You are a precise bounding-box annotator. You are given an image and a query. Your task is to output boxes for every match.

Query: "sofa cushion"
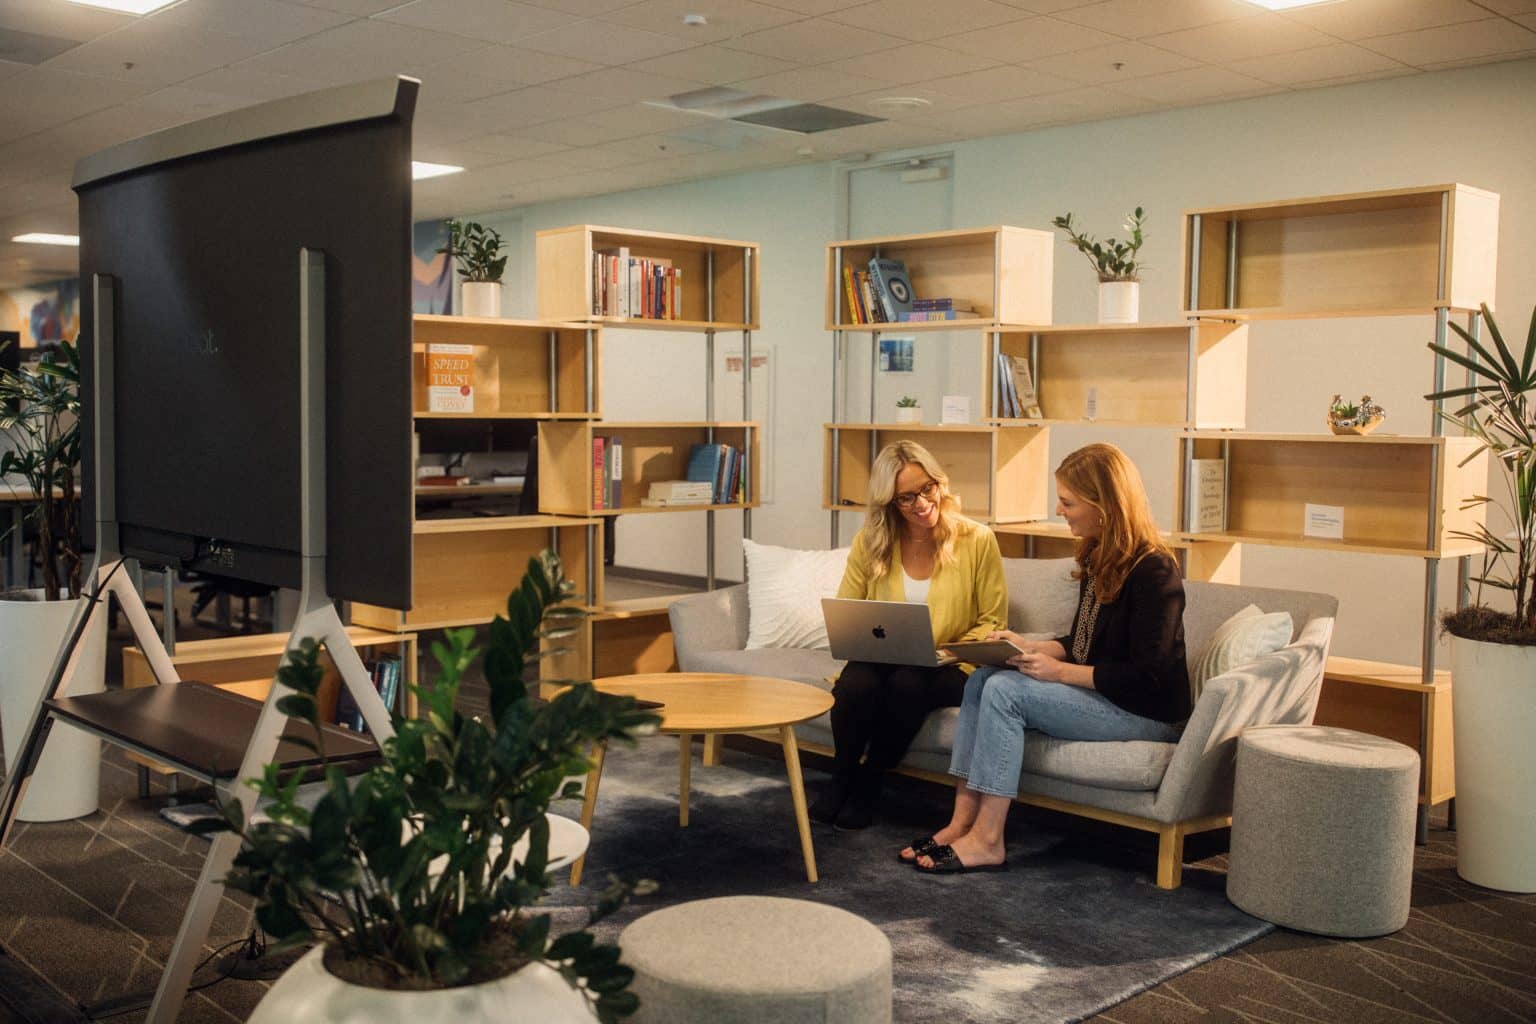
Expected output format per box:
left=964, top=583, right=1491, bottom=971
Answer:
left=743, top=539, right=851, bottom=651
left=1190, top=604, right=1293, bottom=702
left=1002, top=557, right=1079, bottom=637
left=685, top=647, right=844, bottom=690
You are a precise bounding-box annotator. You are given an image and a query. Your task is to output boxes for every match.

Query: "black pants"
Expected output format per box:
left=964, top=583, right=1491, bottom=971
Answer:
left=830, top=661, right=969, bottom=775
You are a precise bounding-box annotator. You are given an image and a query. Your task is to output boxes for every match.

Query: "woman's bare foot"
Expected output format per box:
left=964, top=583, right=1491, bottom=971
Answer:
left=915, top=831, right=1005, bottom=871
left=898, top=822, right=971, bottom=862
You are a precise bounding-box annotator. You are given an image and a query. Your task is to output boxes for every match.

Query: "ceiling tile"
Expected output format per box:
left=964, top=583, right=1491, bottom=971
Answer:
left=233, top=42, right=408, bottom=85
left=832, top=86, right=987, bottom=119
left=288, top=0, right=402, bottom=13
left=518, top=0, right=639, bottom=14
left=584, top=133, right=721, bottom=165
left=545, top=66, right=710, bottom=101
left=1025, top=39, right=1201, bottom=83
left=597, top=0, right=803, bottom=43
left=0, top=60, right=27, bottom=83
left=628, top=44, right=798, bottom=84
left=147, top=0, right=351, bottom=49
left=129, top=84, right=250, bottom=118
left=300, top=18, right=486, bottom=65
left=1148, top=12, right=1336, bottom=62
left=1276, top=0, right=1491, bottom=41
left=459, top=85, right=630, bottom=132
left=824, top=0, right=1026, bottom=42
left=752, top=0, right=867, bottom=14
left=41, top=24, right=268, bottom=88
left=1476, top=0, right=1536, bottom=13
left=518, top=20, right=699, bottom=64
left=1360, top=16, right=1536, bottom=65
left=911, top=82, right=1155, bottom=134
left=1519, top=14, right=1536, bottom=29
left=379, top=0, right=581, bottom=45
left=813, top=118, right=959, bottom=152
left=918, top=63, right=1080, bottom=102
left=574, top=102, right=719, bottom=136
left=724, top=19, right=909, bottom=63
left=1225, top=42, right=1409, bottom=86
left=1001, top=0, right=1103, bottom=10
left=1107, top=64, right=1274, bottom=104
left=936, top=15, right=1120, bottom=62
left=175, top=66, right=318, bottom=101
left=418, top=45, right=604, bottom=97
left=832, top=43, right=1000, bottom=82
left=0, top=0, right=132, bottom=43
left=1057, top=0, right=1262, bottom=38
left=1419, top=49, right=1536, bottom=69
left=0, top=67, right=153, bottom=133
left=730, top=65, right=887, bottom=102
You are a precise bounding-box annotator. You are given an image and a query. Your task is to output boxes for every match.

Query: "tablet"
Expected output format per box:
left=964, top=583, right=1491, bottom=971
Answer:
left=940, top=639, right=1026, bottom=668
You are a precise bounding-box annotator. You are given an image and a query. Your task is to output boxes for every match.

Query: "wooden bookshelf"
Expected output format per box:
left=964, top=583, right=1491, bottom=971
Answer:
left=987, top=322, right=1247, bottom=428
left=1319, top=656, right=1455, bottom=806
left=536, top=224, right=759, bottom=329
left=1175, top=432, right=1487, bottom=559
left=1182, top=184, right=1499, bottom=319
left=537, top=422, right=759, bottom=516
left=352, top=515, right=602, bottom=632
left=823, top=423, right=1050, bottom=524
left=825, top=226, right=1053, bottom=330
left=413, top=315, right=599, bottom=419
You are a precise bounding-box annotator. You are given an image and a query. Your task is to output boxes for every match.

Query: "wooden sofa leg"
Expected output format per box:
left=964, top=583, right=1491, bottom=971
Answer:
left=702, top=734, right=723, bottom=767
left=1156, top=825, right=1185, bottom=890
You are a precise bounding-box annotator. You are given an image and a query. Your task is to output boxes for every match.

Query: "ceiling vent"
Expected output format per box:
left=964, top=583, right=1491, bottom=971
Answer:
left=0, top=28, right=81, bottom=66
left=646, top=87, right=883, bottom=135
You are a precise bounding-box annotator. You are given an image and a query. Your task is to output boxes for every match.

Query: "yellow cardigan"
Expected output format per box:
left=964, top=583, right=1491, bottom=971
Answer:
left=836, top=517, right=1008, bottom=647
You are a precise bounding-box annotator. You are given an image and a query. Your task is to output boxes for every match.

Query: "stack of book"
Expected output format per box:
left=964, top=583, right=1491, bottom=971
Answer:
left=334, top=654, right=403, bottom=735
left=898, top=298, right=979, bottom=323
left=640, top=480, right=714, bottom=508
left=685, top=442, right=745, bottom=505
left=841, top=256, right=913, bottom=324
left=590, top=435, right=623, bottom=510
left=996, top=353, right=1043, bottom=419
left=593, top=247, right=683, bottom=320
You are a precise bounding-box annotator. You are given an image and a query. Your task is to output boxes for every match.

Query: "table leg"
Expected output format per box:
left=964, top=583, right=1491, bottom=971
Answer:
left=779, top=725, right=817, bottom=883
left=702, top=734, right=723, bottom=766
left=570, top=741, right=607, bottom=887
left=678, top=734, right=692, bottom=828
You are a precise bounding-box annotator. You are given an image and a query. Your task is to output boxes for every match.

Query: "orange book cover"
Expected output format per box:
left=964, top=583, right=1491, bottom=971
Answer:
left=426, top=343, right=474, bottom=413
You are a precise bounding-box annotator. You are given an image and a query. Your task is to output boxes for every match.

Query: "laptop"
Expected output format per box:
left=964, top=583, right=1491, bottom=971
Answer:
left=821, top=598, right=957, bottom=667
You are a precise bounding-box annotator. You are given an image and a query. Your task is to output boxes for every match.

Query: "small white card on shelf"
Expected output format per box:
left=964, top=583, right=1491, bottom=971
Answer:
left=1303, top=503, right=1345, bottom=540
left=941, top=395, right=970, bottom=424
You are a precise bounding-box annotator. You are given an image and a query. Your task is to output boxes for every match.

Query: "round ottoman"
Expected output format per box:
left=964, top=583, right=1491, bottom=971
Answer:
left=620, top=896, right=892, bottom=1024
left=1228, top=725, right=1419, bottom=937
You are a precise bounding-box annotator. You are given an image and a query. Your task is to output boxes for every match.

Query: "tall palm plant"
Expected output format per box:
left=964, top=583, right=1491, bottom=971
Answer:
left=0, top=339, right=83, bottom=600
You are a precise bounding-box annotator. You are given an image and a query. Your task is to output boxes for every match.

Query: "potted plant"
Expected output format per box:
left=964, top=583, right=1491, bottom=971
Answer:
left=1327, top=394, right=1386, bottom=435
left=0, top=337, right=105, bottom=822
left=1051, top=207, right=1146, bottom=325
left=221, top=551, right=662, bottom=1020
left=894, top=394, right=921, bottom=424
left=1426, top=302, right=1536, bottom=893
left=438, top=218, right=507, bottom=319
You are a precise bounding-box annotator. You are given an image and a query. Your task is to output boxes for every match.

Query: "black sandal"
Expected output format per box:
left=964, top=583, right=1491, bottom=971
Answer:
left=914, top=844, right=1009, bottom=875
left=896, top=835, right=940, bottom=864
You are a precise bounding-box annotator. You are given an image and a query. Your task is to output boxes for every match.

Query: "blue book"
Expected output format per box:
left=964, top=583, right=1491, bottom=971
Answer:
left=867, top=257, right=914, bottom=321
left=686, top=443, right=723, bottom=493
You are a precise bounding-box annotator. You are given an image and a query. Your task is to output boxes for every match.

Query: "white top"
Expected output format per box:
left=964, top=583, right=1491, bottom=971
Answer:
left=902, top=568, right=931, bottom=604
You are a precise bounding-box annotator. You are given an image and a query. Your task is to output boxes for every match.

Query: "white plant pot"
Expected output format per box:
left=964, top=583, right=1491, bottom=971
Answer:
left=1097, top=280, right=1139, bottom=325
left=0, top=592, right=107, bottom=822
left=249, top=946, right=598, bottom=1024
left=894, top=407, right=921, bottom=424
left=460, top=281, right=502, bottom=319
left=1449, top=635, right=1536, bottom=892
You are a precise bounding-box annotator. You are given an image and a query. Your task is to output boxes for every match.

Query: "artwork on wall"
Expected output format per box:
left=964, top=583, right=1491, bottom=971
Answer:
left=0, top=278, right=79, bottom=349
left=879, top=336, right=914, bottom=372
left=412, top=219, right=453, bottom=315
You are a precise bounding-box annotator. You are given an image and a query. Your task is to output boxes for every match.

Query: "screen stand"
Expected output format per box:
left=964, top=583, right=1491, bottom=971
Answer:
left=0, top=255, right=397, bottom=1024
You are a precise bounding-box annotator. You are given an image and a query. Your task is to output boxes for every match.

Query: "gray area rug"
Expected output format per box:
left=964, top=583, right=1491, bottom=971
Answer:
left=539, top=737, right=1272, bottom=1024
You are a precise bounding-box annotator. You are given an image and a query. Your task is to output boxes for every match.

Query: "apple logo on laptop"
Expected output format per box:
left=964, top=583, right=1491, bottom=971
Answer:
left=872, top=625, right=886, bottom=639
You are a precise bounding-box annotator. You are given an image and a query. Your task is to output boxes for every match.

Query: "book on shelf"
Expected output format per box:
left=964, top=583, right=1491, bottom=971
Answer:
left=418, top=474, right=469, bottom=487
left=649, top=479, right=713, bottom=501
left=685, top=442, right=743, bottom=504
left=1188, top=459, right=1226, bottom=533
left=640, top=495, right=711, bottom=507
left=592, top=251, right=683, bottom=320
left=1009, top=353, right=1042, bottom=419
left=592, top=436, right=607, bottom=509
left=426, top=343, right=474, bottom=413
left=996, top=353, right=1018, bottom=418
left=607, top=434, right=623, bottom=509
left=911, top=298, right=973, bottom=312
left=867, top=257, right=913, bottom=322
left=334, top=656, right=401, bottom=735
left=897, top=310, right=982, bottom=322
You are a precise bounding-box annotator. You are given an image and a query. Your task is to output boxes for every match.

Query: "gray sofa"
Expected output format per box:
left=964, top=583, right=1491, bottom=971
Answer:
left=668, top=565, right=1337, bottom=888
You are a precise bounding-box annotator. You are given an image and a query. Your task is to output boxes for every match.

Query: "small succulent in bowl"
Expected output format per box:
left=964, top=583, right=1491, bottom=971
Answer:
left=896, top=395, right=919, bottom=408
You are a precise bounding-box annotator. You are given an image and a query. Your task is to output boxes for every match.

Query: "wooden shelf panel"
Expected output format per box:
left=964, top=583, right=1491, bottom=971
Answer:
left=1182, top=183, right=1498, bottom=319
left=1316, top=654, right=1455, bottom=804
left=536, top=224, right=759, bottom=327
left=416, top=483, right=521, bottom=498
left=412, top=513, right=597, bottom=535
left=537, top=422, right=760, bottom=516
left=827, top=319, right=1011, bottom=332
left=413, top=316, right=598, bottom=418
left=993, top=521, right=1192, bottom=548
left=1325, top=655, right=1449, bottom=693
left=823, top=423, right=1050, bottom=523
left=588, top=502, right=758, bottom=517
left=826, top=225, right=1052, bottom=328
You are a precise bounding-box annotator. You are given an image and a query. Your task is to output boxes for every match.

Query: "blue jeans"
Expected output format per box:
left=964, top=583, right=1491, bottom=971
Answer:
left=949, top=666, right=1183, bottom=798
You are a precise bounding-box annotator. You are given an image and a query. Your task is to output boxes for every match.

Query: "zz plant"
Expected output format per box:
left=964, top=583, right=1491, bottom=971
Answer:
left=437, top=218, right=507, bottom=283
left=213, top=551, right=661, bottom=1019
left=1052, top=207, right=1147, bottom=283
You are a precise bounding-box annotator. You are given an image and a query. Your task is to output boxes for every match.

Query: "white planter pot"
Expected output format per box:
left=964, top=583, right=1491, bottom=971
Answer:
left=0, top=593, right=107, bottom=822
left=894, top=407, right=921, bottom=424
left=1097, top=280, right=1139, bottom=325
left=1449, top=634, right=1536, bottom=892
left=460, top=282, right=502, bottom=319
left=249, top=946, right=598, bottom=1024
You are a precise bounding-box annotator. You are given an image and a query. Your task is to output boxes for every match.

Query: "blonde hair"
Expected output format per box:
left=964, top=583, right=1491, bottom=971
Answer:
left=1055, top=443, right=1172, bottom=603
left=860, top=440, right=973, bottom=581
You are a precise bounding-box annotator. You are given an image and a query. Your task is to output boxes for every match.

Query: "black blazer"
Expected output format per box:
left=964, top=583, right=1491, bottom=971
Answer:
left=1053, top=551, right=1191, bottom=724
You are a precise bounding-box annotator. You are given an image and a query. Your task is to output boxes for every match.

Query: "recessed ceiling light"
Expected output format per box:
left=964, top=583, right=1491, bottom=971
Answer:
left=412, top=161, right=465, bottom=181
left=12, top=233, right=80, bottom=246
left=682, top=13, right=708, bottom=26
left=66, top=0, right=180, bottom=13
left=869, top=96, right=932, bottom=111
left=1242, top=0, right=1341, bottom=10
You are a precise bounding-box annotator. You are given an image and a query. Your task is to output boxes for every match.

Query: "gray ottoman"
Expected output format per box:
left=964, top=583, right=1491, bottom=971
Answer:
left=1228, top=725, right=1419, bottom=937
left=620, top=896, right=892, bottom=1023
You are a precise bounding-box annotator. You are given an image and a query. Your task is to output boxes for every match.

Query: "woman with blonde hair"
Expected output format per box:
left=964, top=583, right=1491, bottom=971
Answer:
left=905, top=442, right=1189, bottom=873
left=812, top=440, right=1007, bottom=830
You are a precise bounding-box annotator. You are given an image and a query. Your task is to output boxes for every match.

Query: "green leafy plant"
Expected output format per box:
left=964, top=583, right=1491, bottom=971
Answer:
left=896, top=395, right=919, bottom=408
left=214, top=551, right=662, bottom=1018
left=437, top=219, right=507, bottom=283
left=0, top=338, right=83, bottom=600
left=1427, top=302, right=1536, bottom=643
left=1051, top=207, right=1147, bottom=282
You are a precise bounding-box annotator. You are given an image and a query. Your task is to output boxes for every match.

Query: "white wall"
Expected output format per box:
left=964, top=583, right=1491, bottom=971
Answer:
left=472, top=57, right=1536, bottom=668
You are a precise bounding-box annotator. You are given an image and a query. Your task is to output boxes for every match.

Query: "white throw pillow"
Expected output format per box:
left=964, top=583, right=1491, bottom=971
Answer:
left=1190, top=603, right=1293, bottom=702
left=1002, top=557, right=1080, bottom=638
left=743, top=539, right=851, bottom=651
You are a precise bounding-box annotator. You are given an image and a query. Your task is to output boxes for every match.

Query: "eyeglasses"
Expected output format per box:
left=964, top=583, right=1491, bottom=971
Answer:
left=893, top=481, right=940, bottom=509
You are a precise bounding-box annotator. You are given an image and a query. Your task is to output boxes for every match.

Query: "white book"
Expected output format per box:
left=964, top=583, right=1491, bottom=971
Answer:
left=649, top=480, right=712, bottom=498
left=1188, top=459, right=1226, bottom=533
left=426, top=343, right=474, bottom=413
left=640, top=496, right=711, bottom=507
left=1010, top=354, right=1042, bottom=419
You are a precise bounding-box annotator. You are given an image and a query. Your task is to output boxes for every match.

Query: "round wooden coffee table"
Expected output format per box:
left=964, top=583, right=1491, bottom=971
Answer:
left=570, top=672, right=834, bottom=885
